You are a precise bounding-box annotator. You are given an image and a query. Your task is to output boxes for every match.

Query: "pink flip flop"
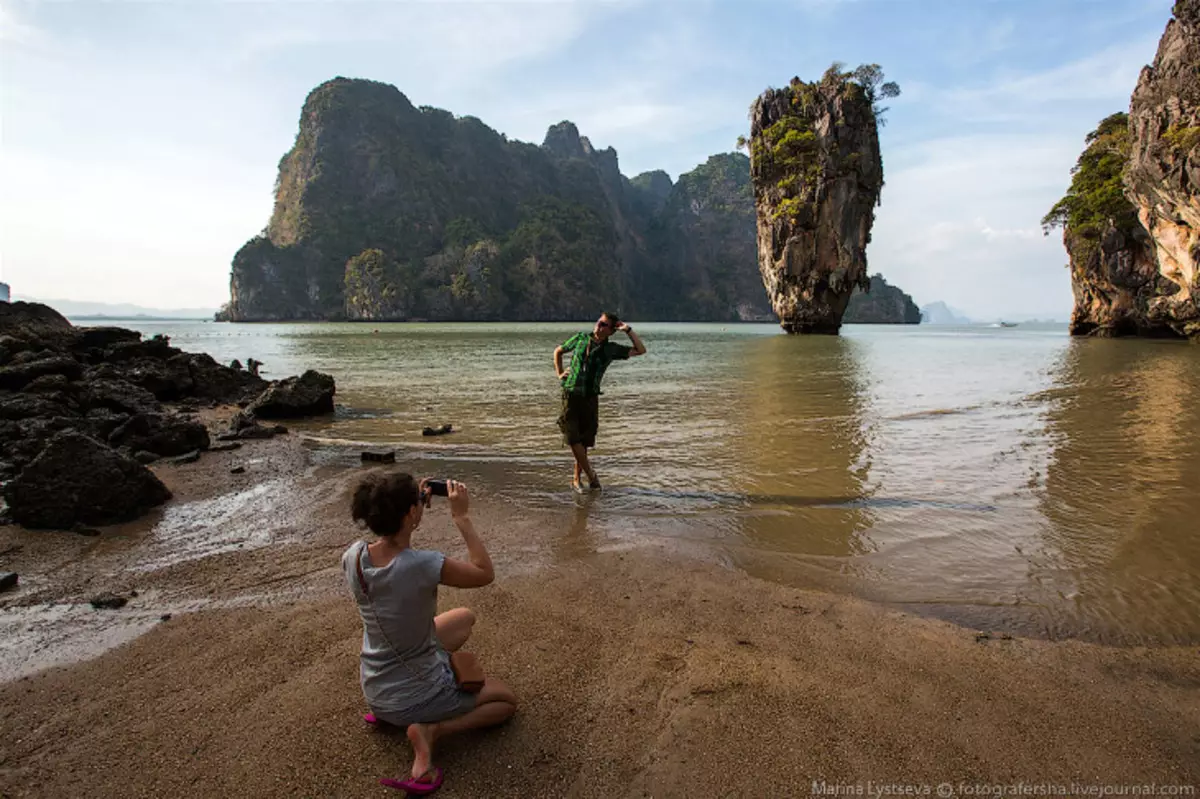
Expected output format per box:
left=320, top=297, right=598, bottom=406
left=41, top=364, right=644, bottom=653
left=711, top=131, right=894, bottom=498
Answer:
left=363, top=713, right=379, bottom=726
left=380, top=767, right=443, bottom=795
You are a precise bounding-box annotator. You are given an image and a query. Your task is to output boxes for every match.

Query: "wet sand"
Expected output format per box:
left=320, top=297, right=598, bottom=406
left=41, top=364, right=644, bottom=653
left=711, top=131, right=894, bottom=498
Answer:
left=1, top=429, right=1198, bottom=797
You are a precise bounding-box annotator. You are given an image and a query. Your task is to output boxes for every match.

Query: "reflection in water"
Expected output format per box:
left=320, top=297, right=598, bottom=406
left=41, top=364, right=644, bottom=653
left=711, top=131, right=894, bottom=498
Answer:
left=1039, top=339, right=1200, bottom=643
left=728, top=335, right=872, bottom=559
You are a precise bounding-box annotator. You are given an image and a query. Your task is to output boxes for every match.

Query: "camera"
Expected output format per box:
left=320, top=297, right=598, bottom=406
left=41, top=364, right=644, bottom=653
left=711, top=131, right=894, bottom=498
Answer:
left=426, top=479, right=449, bottom=497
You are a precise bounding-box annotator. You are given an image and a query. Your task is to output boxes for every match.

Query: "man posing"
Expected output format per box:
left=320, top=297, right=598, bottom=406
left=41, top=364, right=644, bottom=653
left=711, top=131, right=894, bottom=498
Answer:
left=553, top=312, right=647, bottom=493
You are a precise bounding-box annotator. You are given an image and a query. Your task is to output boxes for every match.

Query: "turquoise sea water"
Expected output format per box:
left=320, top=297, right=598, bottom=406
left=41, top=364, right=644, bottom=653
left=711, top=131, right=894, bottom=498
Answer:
left=109, top=319, right=1200, bottom=645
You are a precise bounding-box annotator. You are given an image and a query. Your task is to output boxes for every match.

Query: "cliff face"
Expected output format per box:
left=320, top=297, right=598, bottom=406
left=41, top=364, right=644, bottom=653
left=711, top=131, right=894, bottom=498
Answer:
left=843, top=274, right=921, bottom=324
left=227, top=78, right=771, bottom=322
left=748, top=67, right=886, bottom=334
left=639, top=153, right=773, bottom=321
left=1126, top=0, right=1200, bottom=337
left=1044, top=114, right=1174, bottom=336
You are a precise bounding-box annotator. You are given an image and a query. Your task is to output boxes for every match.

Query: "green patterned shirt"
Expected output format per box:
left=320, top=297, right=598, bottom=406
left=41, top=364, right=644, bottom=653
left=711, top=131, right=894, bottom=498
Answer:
left=560, top=332, right=631, bottom=396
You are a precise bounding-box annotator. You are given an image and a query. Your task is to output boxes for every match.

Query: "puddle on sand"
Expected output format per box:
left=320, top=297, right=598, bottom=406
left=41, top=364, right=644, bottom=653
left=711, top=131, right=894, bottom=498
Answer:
left=0, top=589, right=319, bottom=682
left=134, top=479, right=296, bottom=572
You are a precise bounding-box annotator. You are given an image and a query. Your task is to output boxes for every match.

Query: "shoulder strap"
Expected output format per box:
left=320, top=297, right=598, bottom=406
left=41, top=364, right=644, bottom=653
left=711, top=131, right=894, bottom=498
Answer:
left=353, top=543, right=432, bottom=683
left=355, top=541, right=370, bottom=596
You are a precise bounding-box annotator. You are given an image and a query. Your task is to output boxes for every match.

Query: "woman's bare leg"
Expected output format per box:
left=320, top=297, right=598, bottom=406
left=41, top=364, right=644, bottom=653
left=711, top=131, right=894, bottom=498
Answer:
left=433, top=608, right=475, bottom=653
left=406, top=678, right=518, bottom=779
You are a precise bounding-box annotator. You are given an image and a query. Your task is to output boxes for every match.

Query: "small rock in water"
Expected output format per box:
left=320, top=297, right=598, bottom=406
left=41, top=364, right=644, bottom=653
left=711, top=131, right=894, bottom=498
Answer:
left=160, top=613, right=172, bottom=622
left=422, top=424, right=454, bottom=437
left=0, top=572, right=18, bottom=592
left=89, top=592, right=128, bottom=610
left=361, top=450, right=396, bottom=463
left=230, top=466, right=246, bottom=475
left=974, top=631, right=992, bottom=643
left=169, top=450, right=201, bottom=465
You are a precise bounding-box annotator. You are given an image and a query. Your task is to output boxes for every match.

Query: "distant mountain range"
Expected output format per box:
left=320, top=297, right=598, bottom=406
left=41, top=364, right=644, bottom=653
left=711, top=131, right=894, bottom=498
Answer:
left=12, top=296, right=217, bottom=320
left=920, top=301, right=972, bottom=325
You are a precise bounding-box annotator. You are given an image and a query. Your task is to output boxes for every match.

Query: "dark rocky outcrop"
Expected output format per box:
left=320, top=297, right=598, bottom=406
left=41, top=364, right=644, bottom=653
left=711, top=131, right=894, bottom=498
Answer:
left=0, top=302, right=337, bottom=528
left=107, top=413, right=210, bottom=457
left=748, top=65, right=890, bottom=334
left=1126, top=0, right=1200, bottom=337
left=248, top=370, right=335, bottom=418
left=4, top=431, right=172, bottom=529
left=843, top=274, right=921, bottom=324
left=225, top=78, right=772, bottom=323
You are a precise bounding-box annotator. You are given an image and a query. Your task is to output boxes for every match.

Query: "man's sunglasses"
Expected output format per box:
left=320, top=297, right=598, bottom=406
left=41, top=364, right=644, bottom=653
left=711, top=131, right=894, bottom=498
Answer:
left=596, top=320, right=611, bottom=329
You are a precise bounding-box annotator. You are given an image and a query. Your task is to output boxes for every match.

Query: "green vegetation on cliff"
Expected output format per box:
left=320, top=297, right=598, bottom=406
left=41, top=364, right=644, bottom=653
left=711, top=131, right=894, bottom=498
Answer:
left=228, top=78, right=772, bottom=322
left=1041, top=113, right=1141, bottom=255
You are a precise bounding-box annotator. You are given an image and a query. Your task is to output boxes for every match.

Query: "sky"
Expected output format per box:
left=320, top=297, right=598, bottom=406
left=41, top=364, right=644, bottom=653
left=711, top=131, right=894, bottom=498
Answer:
left=0, top=0, right=1174, bottom=320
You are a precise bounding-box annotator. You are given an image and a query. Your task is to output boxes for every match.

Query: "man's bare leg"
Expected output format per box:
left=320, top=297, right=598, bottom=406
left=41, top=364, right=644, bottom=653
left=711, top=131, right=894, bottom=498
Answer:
left=570, top=443, right=593, bottom=489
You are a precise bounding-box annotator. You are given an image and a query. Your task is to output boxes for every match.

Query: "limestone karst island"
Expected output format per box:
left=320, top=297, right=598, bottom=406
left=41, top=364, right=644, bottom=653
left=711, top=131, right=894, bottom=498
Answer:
left=3, top=1, right=1200, bottom=798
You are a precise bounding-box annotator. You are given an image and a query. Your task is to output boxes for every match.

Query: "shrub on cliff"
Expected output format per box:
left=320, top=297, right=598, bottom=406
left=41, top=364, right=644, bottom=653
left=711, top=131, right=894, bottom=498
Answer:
left=1041, top=113, right=1141, bottom=251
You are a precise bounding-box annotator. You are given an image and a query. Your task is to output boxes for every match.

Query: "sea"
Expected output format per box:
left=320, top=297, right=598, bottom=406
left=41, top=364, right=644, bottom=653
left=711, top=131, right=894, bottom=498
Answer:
left=104, top=319, right=1200, bottom=646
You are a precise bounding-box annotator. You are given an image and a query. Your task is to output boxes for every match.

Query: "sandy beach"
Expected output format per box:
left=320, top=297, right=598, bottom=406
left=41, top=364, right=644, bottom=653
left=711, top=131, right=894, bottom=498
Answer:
left=1, top=425, right=1198, bottom=798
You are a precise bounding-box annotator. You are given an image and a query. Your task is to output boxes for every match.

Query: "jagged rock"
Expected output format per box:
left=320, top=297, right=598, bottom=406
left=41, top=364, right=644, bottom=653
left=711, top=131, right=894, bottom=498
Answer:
left=24, top=374, right=73, bottom=394
left=0, top=391, right=75, bottom=421
left=73, top=327, right=141, bottom=351
left=0, top=301, right=72, bottom=336
left=83, top=408, right=132, bottom=440
left=89, top=593, right=128, bottom=610
left=102, top=335, right=175, bottom=363
left=108, top=412, right=210, bottom=457
left=0, top=356, right=84, bottom=390
left=749, top=67, right=887, bottom=334
left=248, top=370, right=335, bottom=418
left=4, top=431, right=172, bottom=529
left=187, top=353, right=265, bottom=401
left=83, top=379, right=159, bottom=415
left=1125, top=0, right=1200, bottom=337
left=0, top=572, right=17, bottom=592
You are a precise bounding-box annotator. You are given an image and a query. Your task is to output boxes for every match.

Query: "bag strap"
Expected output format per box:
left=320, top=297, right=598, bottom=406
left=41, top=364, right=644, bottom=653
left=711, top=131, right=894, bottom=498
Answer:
left=354, top=542, right=432, bottom=685
left=355, top=541, right=370, bottom=597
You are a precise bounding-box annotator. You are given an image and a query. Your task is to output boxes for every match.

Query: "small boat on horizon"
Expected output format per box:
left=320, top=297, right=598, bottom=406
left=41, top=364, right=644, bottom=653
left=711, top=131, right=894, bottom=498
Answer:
left=989, top=321, right=1019, bottom=328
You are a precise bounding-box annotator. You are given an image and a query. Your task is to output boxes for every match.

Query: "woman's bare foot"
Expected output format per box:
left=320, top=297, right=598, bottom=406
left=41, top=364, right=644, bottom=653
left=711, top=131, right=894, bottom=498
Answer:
left=587, top=471, right=601, bottom=491
left=406, top=723, right=437, bottom=780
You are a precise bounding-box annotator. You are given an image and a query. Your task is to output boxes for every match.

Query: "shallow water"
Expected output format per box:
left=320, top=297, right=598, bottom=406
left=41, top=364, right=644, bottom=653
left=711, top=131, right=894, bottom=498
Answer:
left=115, top=319, right=1200, bottom=644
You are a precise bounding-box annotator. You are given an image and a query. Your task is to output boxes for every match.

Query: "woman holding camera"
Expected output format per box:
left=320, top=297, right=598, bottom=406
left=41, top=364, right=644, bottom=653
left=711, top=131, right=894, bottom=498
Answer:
left=343, top=473, right=517, bottom=794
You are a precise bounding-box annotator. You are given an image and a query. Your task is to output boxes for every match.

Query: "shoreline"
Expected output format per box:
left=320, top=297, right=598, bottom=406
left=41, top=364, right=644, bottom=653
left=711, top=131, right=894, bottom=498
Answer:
left=2, top=429, right=1199, bottom=794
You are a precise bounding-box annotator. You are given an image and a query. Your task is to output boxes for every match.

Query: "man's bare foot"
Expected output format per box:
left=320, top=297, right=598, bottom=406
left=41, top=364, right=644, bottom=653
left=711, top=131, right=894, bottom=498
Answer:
left=406, top=723, right=437, bottom=780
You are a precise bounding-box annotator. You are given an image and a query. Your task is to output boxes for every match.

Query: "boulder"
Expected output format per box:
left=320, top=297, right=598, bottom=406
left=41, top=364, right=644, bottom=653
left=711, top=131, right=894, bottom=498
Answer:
left=108, top=412, right=210, bottom=457
left=24, top=374, right=74, bottom=394
left=0, top=301, right=72, bottom=335
left=4, top=431, right=172, bottom=529
left=73, top=327, right=142, bottom=351
left=248, top=370, right=335, bottom=418
left=83, top=379, right=160, bottom=415
left=187, top=353, right=265, bottom=402
left=0, top=391, right=76, bottom=421
left=0, top=356, right=84, bottom=390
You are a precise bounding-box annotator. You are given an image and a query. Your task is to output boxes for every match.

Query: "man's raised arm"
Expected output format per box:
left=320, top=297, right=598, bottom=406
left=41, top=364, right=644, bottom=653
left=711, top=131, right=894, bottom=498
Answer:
left=619, top=323, right=646, bottom=357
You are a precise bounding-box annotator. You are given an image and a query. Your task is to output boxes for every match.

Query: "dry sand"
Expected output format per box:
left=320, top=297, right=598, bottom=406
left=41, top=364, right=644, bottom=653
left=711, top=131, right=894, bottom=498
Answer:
left=1, top=429, right=1198, bottom=797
